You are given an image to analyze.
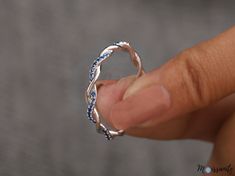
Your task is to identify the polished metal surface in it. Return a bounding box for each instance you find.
[85,41,145,140]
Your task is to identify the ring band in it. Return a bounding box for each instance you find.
[85,41,145,140]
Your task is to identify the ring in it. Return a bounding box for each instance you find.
[85,41,145,140]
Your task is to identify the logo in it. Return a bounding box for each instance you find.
[197,164,233,175]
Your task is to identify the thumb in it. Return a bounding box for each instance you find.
[98,27,235,130]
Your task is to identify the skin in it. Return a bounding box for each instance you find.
[96,26,235,174]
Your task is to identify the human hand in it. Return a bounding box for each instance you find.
[97,27,235,167]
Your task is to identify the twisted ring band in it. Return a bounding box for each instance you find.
[85,41,145,140]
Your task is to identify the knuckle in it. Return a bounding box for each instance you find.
[176,48,211,107]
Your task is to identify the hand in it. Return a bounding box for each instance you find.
[97,26,235,167]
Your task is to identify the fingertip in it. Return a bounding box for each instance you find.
[96,82,118,121]
[96,76,136,126]
[96,80,117,87]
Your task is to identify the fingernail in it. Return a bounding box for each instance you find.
[110,85,171,129]
[122,73,156,100]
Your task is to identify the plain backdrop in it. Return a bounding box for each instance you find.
[0,0,234,176]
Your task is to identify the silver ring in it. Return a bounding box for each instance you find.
[85,41,145,140]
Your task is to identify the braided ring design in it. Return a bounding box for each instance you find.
[85,41,145,140]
